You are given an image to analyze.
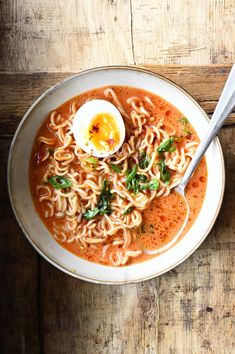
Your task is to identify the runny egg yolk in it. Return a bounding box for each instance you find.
[87,113,120,152]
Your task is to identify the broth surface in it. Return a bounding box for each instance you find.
[30,86,207,265]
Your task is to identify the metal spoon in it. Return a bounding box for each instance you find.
[143,64,235,255]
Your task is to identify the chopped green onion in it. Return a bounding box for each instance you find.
[126,166,159,194]
[126,165,137,184]
[123,206,134,215]
[84,157,99,168]
[147,178,159,191]
[110,163,121,173]
[48,176,71,189]
[84,208,100,220]
[169,145,176,153]
[157,137,175,153]
[183,128,192,136]
[179,117,191,136]
[179,117,189,124]
[140,178,159,191]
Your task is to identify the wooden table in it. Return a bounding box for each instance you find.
[1,2,235,354]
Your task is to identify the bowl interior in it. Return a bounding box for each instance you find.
[8,67,224,284]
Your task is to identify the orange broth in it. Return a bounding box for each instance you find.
[29,86,207,265]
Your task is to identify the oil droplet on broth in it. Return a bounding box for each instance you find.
[137,191,188,251]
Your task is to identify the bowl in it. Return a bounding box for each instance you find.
[8,66,225,284]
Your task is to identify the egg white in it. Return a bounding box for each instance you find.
[72,99,126,158]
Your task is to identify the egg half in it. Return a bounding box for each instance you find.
[72,99,126,157]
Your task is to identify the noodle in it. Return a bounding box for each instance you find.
[31,87,199,266]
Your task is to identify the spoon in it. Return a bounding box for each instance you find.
[143,64,235,255]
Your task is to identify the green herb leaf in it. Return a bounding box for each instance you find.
[84,208,100,220]
[126,173,148,194]
[158,160,170,183]
[148,178,159,191]
[139,151,150,169]
[100,180,113,199]
[157,137,175,153]
[84,157,99,169]
[179,117,189,124]
[140,178,159,191]
[110,163,121,173]
[138,174,148,183]
[98,180,113,215]
[84,180,113,219]
[123,206,134,215]
[169,145,176,153]
[179,117,191,136]
[48,176,71,189]
[98,195,112,215]
[183,128,192,136]
[126,165,137,184]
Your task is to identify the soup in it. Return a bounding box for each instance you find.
[29,86,207,266]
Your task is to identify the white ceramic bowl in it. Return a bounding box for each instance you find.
[8,66,225,284]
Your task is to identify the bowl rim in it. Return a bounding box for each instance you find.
[7,65,225,284]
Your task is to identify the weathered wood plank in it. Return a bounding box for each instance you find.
[40,264,159,354]
[0,65,234,138]
[131,0,235,65]
[0,0,133,72]
[0,138,40,354]
[0,0,234,72]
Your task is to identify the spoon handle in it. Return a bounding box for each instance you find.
[179,65,235,189]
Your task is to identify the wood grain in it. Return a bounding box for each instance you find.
[0,66,235,354]
[0,0,234,72]
[0,0,133,72]
[0,139,40,354]
[131,0,235,65]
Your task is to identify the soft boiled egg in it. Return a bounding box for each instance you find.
[72,99,126,157]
